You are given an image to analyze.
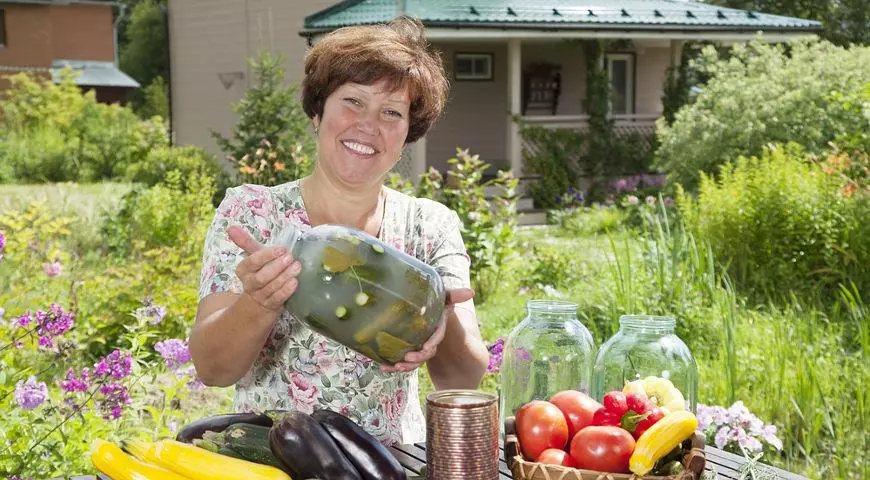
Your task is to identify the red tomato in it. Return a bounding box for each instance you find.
[549,390,603,440]
[569,426,636,473]
[536,448,578,468]
[515,400,569,460]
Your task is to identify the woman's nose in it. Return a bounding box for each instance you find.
[355,109,379,136]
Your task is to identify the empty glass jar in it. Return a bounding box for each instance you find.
[592,315,698,412]
[272,224,445,366]
[499,300,596,431]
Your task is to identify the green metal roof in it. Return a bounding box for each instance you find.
[304,0,822,32]
[52,60,140,88]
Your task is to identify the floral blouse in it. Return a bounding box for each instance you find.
[198,180,471,445]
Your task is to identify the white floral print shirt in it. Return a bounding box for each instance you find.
[198,180,471,445]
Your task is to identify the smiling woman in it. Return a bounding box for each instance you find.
[188,16,490,447]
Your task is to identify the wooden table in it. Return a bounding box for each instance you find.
[57,442,807,480]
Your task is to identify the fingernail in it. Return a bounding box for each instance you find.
[275,247,287,257]
[289,261,302,274]
[281,255,292,265]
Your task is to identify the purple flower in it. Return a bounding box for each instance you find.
[96,383,130,420]
[135,298,168,325]
[0,230,6,250]
[30,304,75,349]
[15,313,32,328]
[174,364,204,389]
[698,402,782,455]
[486,338,505,373]
[714,425,732,449]
[61,367,91,393]
[94,350,133,380]
[43,260,62,277]
[663,197,675,208]
[14,376,49,410]
[155,339,192,370]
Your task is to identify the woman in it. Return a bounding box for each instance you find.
[189,16,490,446]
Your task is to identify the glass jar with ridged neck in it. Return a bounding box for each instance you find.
[499,300,596,433]
[592,315,698,413]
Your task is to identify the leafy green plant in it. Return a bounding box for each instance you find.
[387,149,519,299]
[213,51,315,187]
[656,38,870,191]
[677,143,867,300]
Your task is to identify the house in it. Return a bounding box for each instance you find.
[0,0,139,104]
[167,0,821,182]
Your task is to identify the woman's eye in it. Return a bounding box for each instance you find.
[345,97,362,107]
[385,109,403,118]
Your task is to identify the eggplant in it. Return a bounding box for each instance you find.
[175,412,273,443]
[311,409,406,480]
[269,411,363,480]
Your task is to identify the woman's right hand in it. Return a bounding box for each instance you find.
[228,225,302,313]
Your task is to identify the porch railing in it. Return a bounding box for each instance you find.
[519,113,660,159]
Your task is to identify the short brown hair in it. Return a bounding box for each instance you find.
[302,16,448,144]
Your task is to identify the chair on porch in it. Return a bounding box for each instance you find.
[521,62,561,116]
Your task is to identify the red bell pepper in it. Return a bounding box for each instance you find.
[593,390,665,438]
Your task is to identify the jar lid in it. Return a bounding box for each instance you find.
[427,390,496,409]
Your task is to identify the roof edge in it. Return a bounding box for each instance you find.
[304,0,370,27]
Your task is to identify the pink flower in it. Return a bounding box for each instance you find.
[43,261,62,277]
[382,388,407,426]
[285,208,310,226]
[220,201,242,219]
[646,196,656,206]
[627,195,639,205]
[313,342,333,374]
[287,373,319,414]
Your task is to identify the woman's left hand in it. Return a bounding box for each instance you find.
[380,288,475,374]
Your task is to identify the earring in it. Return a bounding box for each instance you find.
[313,125,319,136]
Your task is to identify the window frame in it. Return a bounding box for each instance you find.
[603,53,636,115]
[0,9,6,47]
[453,52,494,81]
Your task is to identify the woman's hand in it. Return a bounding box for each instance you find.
[380,288,475,374]
[228,225,302,313]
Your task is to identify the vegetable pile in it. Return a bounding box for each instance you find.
[91,409,407,480]
[513,377,699,476]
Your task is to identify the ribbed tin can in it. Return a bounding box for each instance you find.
[425,389,499,480]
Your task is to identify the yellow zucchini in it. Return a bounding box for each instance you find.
[90,439,190,480]
[629,410,698,475]
[126,439,292,480]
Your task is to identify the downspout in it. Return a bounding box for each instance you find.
[113,3,127,66]
[162,3,173,144]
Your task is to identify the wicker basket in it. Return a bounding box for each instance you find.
[504,416,705,480]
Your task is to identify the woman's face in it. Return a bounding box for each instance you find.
[314,79,411,189]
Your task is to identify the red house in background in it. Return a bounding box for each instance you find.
[0,0,139,104]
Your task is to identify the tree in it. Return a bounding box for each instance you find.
[212,52,315,186]
[704,0,869,46]
[119,0,168,115]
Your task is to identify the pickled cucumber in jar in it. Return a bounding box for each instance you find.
[271,224,445,365]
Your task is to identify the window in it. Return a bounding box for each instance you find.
[604,54,635,114]
[454,53,493,81]
[0,10,6,47]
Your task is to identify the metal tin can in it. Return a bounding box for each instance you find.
[426,389,499,480]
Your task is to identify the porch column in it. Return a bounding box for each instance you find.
[670,40,685,67]
[507,38,522,176]
[411,135,427,179]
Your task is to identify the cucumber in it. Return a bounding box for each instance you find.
[175,412,273,443]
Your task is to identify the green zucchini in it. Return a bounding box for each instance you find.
[207,423,284,469]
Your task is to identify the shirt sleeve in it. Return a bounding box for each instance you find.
[421,202,472,291]
[198,185,277,300]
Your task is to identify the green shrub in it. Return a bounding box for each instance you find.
[548,205,626,236]
[678,143,868,299]
[387,149,519,299]
[103,171,215,255]
[656,39,870,191]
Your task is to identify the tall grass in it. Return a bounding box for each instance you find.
[595,202,867,479]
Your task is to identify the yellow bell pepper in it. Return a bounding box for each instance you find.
[623,376,686,413]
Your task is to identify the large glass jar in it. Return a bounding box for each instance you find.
[499,300,596,430]
[272,224,445,366]
[591,315,698,412]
